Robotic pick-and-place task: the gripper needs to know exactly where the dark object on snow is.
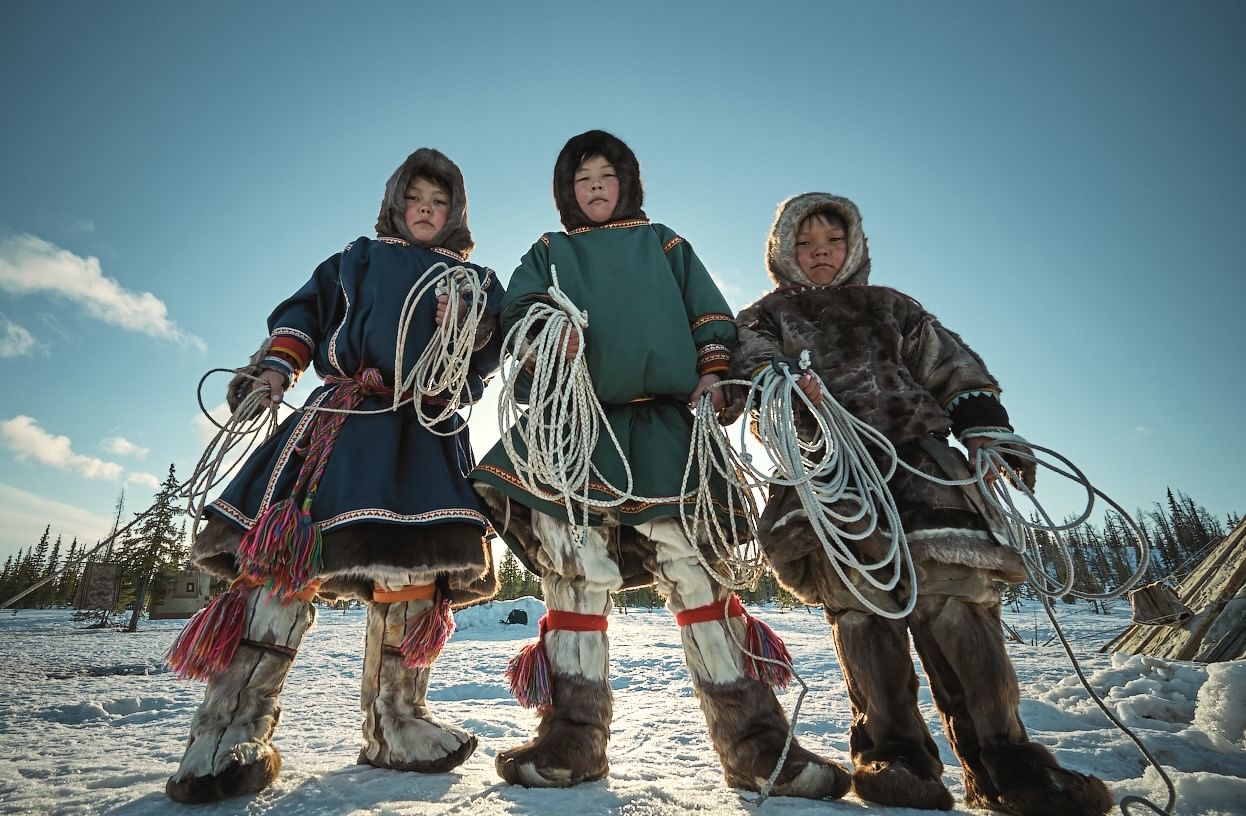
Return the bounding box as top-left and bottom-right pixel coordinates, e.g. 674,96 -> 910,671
502,609 -> 529,626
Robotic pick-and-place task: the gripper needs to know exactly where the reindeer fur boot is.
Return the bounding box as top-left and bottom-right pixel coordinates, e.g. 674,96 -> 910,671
166,587 -> 314,803
695,676 -> 850,800
830,609 -> 954,810
909,594 -> 1113,816
358,597 -> 476,773
495,671 -> 612,787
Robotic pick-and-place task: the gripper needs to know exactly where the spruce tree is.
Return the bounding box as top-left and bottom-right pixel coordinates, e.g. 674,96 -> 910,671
127,465 -> 184,632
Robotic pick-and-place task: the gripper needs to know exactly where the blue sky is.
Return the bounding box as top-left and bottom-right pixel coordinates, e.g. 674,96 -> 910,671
1,0 -> 1243,569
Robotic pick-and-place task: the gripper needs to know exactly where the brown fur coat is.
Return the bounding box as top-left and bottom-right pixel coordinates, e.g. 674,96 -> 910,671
727,193 -> 1026,603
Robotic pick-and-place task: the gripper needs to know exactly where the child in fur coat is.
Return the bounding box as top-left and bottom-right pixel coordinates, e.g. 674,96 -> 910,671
725,192 -> 1114,816
469,131 -> 850,799
165,148 -> 504,803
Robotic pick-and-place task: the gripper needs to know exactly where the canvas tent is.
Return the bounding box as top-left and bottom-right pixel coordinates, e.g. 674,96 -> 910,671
1105,515 -> 1246,663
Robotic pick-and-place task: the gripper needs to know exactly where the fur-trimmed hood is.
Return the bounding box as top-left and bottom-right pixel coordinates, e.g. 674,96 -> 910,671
375,148 -> 475,257
766,193 -> 870,288
553,130 -> 646,231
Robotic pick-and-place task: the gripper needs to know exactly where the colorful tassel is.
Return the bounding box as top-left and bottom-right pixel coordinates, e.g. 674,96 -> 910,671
237,497 -> 322,601
743,615 -> 794,689
505,637 -> 553,709
399,598 -> 456,668
165,584 -> 250,682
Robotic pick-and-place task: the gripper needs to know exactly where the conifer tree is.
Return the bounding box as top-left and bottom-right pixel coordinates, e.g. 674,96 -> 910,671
127,465 -> 185,632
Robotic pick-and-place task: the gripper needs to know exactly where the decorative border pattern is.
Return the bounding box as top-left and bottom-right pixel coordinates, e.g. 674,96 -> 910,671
432,246 -> 466,262
210,498 -> 487,531
943,389 -> 1002,411
663,235 -> 684,253
691,313 -> 733,331
565,218 -> 650,236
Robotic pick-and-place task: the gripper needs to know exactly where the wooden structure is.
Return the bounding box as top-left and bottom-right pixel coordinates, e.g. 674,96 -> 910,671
148,569 -> 214,620
1105,516 -> 1246,663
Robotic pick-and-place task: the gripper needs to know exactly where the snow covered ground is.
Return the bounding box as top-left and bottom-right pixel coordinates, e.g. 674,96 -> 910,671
0,599 -> 1242,816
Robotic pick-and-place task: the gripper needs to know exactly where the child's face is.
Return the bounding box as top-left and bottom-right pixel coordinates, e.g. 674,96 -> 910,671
403,176 -> 450,242
795,212 -> 848,285
573,155 -> 619,224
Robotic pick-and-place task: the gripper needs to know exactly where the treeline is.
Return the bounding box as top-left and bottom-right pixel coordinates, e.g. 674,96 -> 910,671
6,483 -> 1236,616
1002,488 -> 1240,608
0,465 -> 188,625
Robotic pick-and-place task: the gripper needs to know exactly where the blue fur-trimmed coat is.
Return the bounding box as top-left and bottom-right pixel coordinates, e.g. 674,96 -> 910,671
193,237 -> 505,602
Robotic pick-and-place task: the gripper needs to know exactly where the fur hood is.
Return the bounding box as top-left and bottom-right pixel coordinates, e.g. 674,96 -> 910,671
375,148 -> 475,257
553,130 -> 646,231
766,192 -> 870,288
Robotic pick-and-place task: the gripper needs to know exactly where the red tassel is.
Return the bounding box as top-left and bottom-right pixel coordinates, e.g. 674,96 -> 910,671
744,615 -> 794,689
237,497 -> 322,600
399,599 -> 456,668
165,584 -> 250,682
505,638 -> 552,709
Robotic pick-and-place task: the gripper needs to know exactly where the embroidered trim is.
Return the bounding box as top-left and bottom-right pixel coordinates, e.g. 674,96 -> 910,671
691,313 -> 733,331
663,235 -> 684,253
432,246 -> 466,262
268,334 -> 312,370
944,389 -> 1002,411
565,218 -> 650,236
327,276 -> 351,377
377,236 -> 410,247
210,496 -> 489,532
540,235 -> 550,247
271,326 -> 315,351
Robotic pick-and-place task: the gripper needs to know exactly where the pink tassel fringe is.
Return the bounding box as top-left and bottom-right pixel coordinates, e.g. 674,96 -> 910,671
744,615 -> 794,689
165,585 -> 249,682
505,638 -> 552,709
399,598 -> 456,669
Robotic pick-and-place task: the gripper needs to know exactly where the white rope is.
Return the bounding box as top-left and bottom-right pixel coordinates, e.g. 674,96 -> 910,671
678,394 -> 764,591
294,262 -> 489,436
496,264 -> 757,568
733,352 -> 918,619
735,349 -> 1168,813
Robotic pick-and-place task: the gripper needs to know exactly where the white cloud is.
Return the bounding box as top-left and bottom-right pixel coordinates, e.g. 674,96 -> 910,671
0,415 -> 124,481
126,471 -> 161,490
0,483 -> 115,565
0,313 -> 35,358
0,233 -> 205,351
101,435 -> 150,459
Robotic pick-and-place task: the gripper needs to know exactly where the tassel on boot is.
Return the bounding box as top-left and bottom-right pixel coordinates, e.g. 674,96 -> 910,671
743,614 -> 794,688
359,590 -> 477,773
166,581 -> 251,681
399,597 -> 456,669
676,594 -> 795,688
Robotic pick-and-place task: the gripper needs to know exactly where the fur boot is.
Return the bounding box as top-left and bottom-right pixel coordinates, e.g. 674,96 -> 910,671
495,514 -> 619,787
909,595 -> 1113,815
830,609 -> 954,810
695,677 -> 851,800
358,597 -> 476,772
495,672 -> 612,787
642,517 -> 849,800
166,587 -> 314,803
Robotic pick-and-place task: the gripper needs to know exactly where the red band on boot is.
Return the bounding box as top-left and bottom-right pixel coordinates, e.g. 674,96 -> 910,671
542,610 -> 609,632
675,594 -> 745,627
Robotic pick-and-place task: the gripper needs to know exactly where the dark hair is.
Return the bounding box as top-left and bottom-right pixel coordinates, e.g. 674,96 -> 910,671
552,130 -> 646,230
